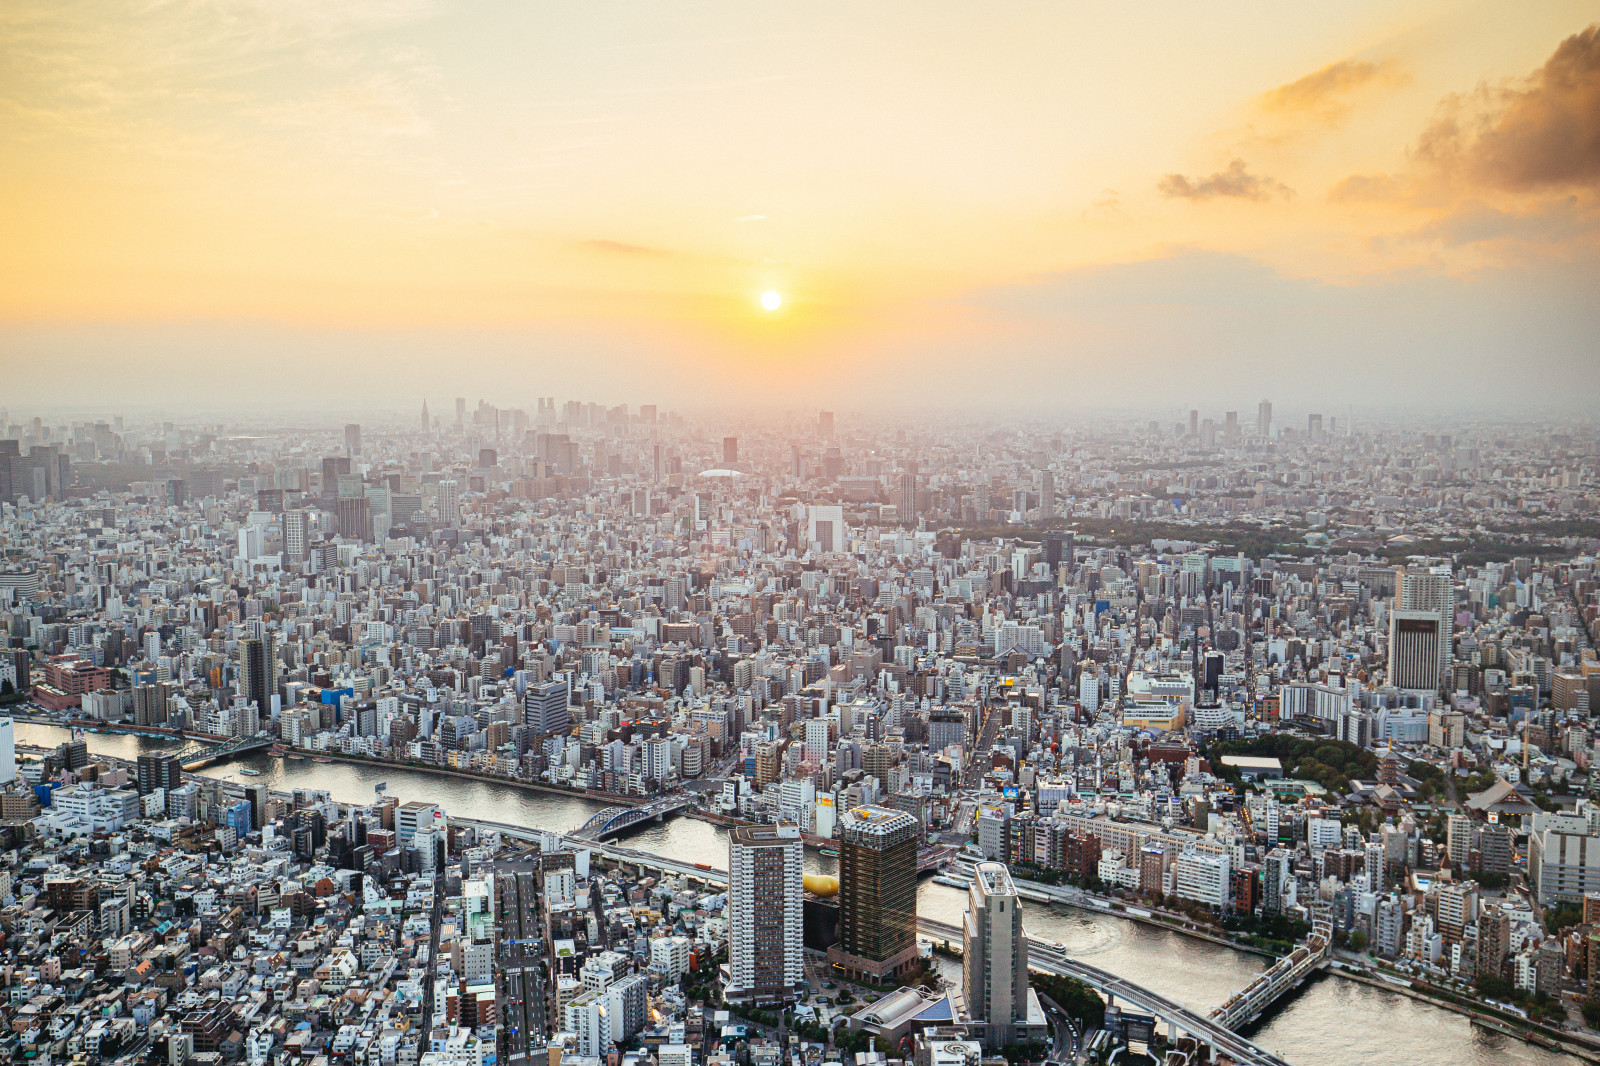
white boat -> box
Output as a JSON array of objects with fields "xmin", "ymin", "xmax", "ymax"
[{"xmin": 238, "ymin": 768, "xmax": 263, "ymax": 776}]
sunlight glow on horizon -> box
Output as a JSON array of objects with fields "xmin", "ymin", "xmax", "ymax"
[{"xmin": 0, "ymin": 2, "xmax": 1596, "ymax": 408}]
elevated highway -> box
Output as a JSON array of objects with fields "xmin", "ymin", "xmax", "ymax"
[{"xmin": 918, "ymin": 917, "xmax": 1296, "ymax": 1066}]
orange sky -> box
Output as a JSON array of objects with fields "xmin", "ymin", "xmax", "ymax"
[{"xmin": 2, "ymin": 2, "xmax": 1597, "ymax": 411}]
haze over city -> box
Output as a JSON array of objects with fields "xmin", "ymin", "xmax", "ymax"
[
  {"xmin": 3, "ymin": 2, "xmax": 1599, "ymax": 410},
  {"xmin": 5, "ymin": 7, "xmax": 1600, "ymax": 1066}
]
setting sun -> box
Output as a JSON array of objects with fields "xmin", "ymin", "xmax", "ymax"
[{"xmin": 760, "ymin": 290, "xmax": 782, "ymax": 311}]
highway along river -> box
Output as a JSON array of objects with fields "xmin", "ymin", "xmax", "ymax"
[{"xmin": 18, "ymin": 723, "xmax": 1581, "ymax": 1066}]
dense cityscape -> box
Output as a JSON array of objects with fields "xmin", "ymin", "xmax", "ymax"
[{"xmin": 0, "ymin": 402, "xmax": 1598, "ymax": 1066}]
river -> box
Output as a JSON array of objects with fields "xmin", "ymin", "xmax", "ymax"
[{"xmin": 15, "ymin": 722, "xmax": 1580, "ymax": 1066}]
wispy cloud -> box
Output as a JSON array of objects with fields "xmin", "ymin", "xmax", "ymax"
[
  {"xmin": 1158, "ymin": 159, "xmax": 1291, "ymax": 201},
  {"xmin": 1258, "ymin": 58, "xmax": 1408, "ymax": 125},
  {"xmin": 580, "ymin": 238, "xmax": 672, "ymax": 257},
  {"xmin": 1327, "ymin": 172, "xmax": 1407, "ymax": 204}
]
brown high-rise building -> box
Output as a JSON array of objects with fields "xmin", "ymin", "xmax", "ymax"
[
  {"xmin": 1477, "ymin": 908, "xmax": 1510, "ymax": 980},
  {"xmin": 829, "ymin": 805, "xmax": 919, "ymax": 983}
]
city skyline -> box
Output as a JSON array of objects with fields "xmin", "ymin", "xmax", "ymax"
[{"xmin": 3, "ymin": 3, "xmax": 1598, "ymax": 409}]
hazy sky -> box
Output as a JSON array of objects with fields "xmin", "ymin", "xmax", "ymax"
[{"xmin": 3, "ymin": 2, "xmax": 1598, "ymax": 413}]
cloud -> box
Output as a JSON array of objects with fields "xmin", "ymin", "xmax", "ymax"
[
  {"xmin": 1416, "ymin": 23, "xmax": 1600, "ymax": 191},
  {"xmin": 1327, "ymin": 172, "xmax": 1407, "ymax": 204},
  {"xmin": 1407, "ymin": 197, "xmax": 1600, "ymax": 249},
  {"xmin": 579, "ymin": 238, "xmax": 671, "ymax": 256},
  {"xmin": 1158, "ymin": 159, "xmax": 1292, "ymax": 201},
  {"xmin": 1258, "ymin": 58, "xmax": 1407, "ymax": 125}
]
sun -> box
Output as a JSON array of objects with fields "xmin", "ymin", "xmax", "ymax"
[{"xmin": 760, "ymin": 290, "xmax": 782, "ymax": 311}]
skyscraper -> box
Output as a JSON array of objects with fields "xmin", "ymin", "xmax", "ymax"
[
  {"xmin": 723, "ymin": 436, "xmax": 738, "ymax": 464},
  {"xmin": 1398, "ymin": 566, "xmax": 1453, "ymax": 690},
  {"xmin": 1038, "ymin": 470, "xmax": 1054, "ymax": 521},
  {"xmin": 963, "ymin": 862, "xmax": 1030, "ymax": 1045},
  {"xmin": 829, "ymin": 805, "xmax": 919, "ymax": 983},
  {"xmin": 239, "ymin": 634, "xmax": 275, "ymax": 716},
  {"xmin": 282, "ymin": 509, "xmax": 309, "ymax": 561},
  {"xmin": 1257, "ymin": 399, "xmax": 1272, "ymax": 439},
  {"xmin": 818, "ymin": 410, "xmax": 834, "ymax": 438},
  {"xmin": 1389, "ymin": 610, "xmax": 1444, "ymax": 692},
  {"xmin": 726, "ymin": 823, "xmax": 804, "ymax": 1006},
  {"xmin": 320, "ymin": 456, "xmax": 350, "ymax": 499},
  {"xmin": 1042, "ymin": 530, "xmax": 1073, "ymax": 571},
  {"xmin": 437, "ymin": 478, "xmax": 461, "ymax": 527},
  {"xmin": 336, "ymin": 496, "xmax": 371, "ymax": 542},
  {"xmin": 808, "ymin": 505, "xmax": 845, "ymax": 554},
  {"xmin": 344, "ymin": 423, "xmax": 361, "ymax": 457}
]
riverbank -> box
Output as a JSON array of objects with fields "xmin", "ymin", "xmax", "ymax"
[
  {"xmin": 260, "ymin": 748, "xmax": 646, "ymax": 807},
  {"xmin": 1330, "ymin": 964, "xmax": 1600, "ymax": 1065}
]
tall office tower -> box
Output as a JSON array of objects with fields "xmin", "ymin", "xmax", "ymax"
[
  {"xmin": 791, "ymin": 444, "xmax": 802, "ymax": 479},
  {"xmin": 899, "ymin": 473, "xmax": 918, "ymax": 519},
  {"xmin": 1258, "ymin": 399, "xmax": 1272, "ymax": 439},
  {"xmin": 238, "ymin": 524, "xmax": 266, "ymax": 561},
  {"xmin": 320, "ymin": 456, "xmax": 350, "ymax": 498},
  {"xmin": 1042, "ymin": 530, "xmax": 1074, "ymax": 571},
  {"xmin": 725, "ymin": 823, "xmax": 804, "ymax": 1006},
  {"xmin": 455, "ymin": 397, "xmax": 467, "ymax": 426},
  {"xmin": 239, "ymin": 634, "xmax": 276, "ymax": 715},
  {"xmin": 336, "ymin": 496, "xmax": 371, "ymax": 542},
  {"xmin": 1224, "ymin": 411, "xmax": 1239, "ymax": 438},
  {"xmin": 523, "ymin": 676, "xmax": 570, "ymax": 736},
  {"xmin": 1039, "ymin": 470, "xmax": 1054, "ymax": 521},
  {"xmin": 1398, "ymin": 566, "xmax": 1453, "ymax": 689},
  {"xmin": 136, "ymin": 752, "xmax": 183, "ymax": 796},
  {"xmin": 344, "ymin": 423, "xmax": 361, "ymax": 458},
  {"xmin": 1189, "ymin": 409, "xmax": 1199, "ymax": 438},
  {"xmin": 723, "ymin": 436, "xmax": 739, "ymax": 464},
  {"xmin": 963, "ymin": 862, "xmax": 1030, "ymax": 1045},
  {"xmin": 282, "ymin": 509, "xmax": 309, "ymax": 561},
  {"xmin": 819, "ymin": 410, "xmax": 834, "ymax": 438},
  {"xmin": 1389, "ymin": 610, "xmax": 1444, "ymax": 693},
  {"xmin": 420, "ymin": 399, "xmax": 430, "ymax": 430},
  {"xmin": 653, "ymin": 443, "xmax": 663, "ymax": 481},
  {"xmin": 244, "ymin": 782, "xmax": 271, "ymax": 830},
  {"xmin": 1307, "ymin": 413, "xmax": 1323, "ymax": 441},
  {"xmin": 829, "ymin": 806, "xmax": 920, "ymax": 983},
  {"xmin": 437, "ymin": 478, "xmax": 461, "ymax": 526},
  {"xmin": 808, "ymin": 504, "xmax": 845, "ymax": 554}
]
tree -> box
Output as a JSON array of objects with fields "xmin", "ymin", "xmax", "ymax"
[
  {"xmin": 1545, "ymin": 902, "xmax": 1583, "ymax": 935},
  {"xmin": 0, "ymin": 678, "xmax": 13, "ymax": 696},
  {"xmin": 1582, "ymin": 1000, "xmax": 1600, "ymax": 1029},
  {"xmin": 1348, "ymin": 929, "xmax": 1367, "ymax": 953}
]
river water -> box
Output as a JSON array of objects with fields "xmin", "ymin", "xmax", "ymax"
[{"xmin": 17, "ymin": 723, "xmax": 1579, "ymax": 1066}]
